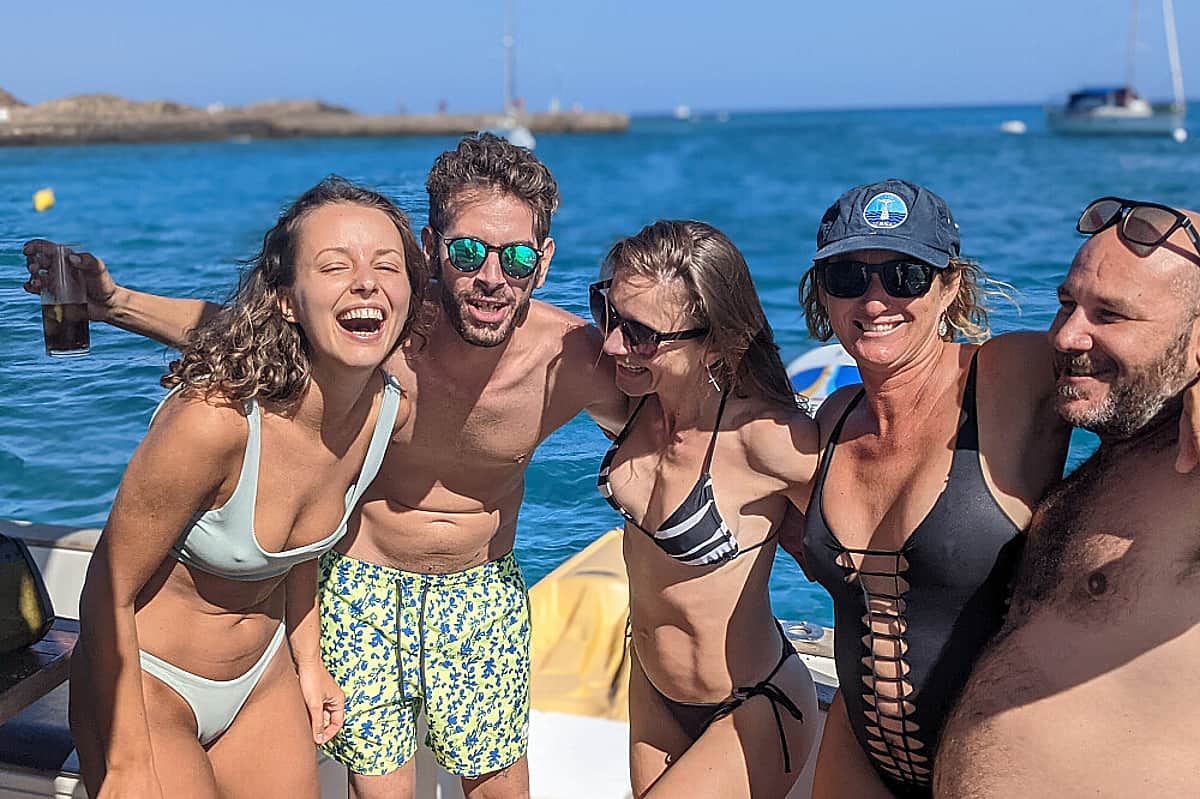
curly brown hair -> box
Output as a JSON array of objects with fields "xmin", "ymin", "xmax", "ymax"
[
  {"xmin": 602, "ymin": 220, "xmax": 796, "ymax": 408},
  {"xmin": 426, "ymin": 133, "xmax": 560, "ymax": 241},
  {"xmin": 798, "ymin": 256, "xmax": 1014, "ymax": 344},
  {"xmin": 162, "ymin": 176, "xmax": 428, "ymax": 403}
]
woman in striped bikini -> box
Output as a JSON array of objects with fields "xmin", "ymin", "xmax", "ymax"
[{"xmin": 592, "ymin": 220, "xmax": 820, "ymax": 798}]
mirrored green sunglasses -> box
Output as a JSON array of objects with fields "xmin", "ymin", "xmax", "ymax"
[{"xmin": 439, "ymin": 233, "xmax": 542, "ymax": 279}]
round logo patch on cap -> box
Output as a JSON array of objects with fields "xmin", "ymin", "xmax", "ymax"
[{"xmin": 863, "ymin": 192, "xmax": 908, "ymax": 230}]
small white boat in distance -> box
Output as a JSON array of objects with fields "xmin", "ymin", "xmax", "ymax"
[{"xmin": 487, "ymin": 117, "xmax": 536, "ymax": 150}]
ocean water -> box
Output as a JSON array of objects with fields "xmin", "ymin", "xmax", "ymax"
[{"xmin": 1, "ymin": 107, "xmax": 1196, "ymax": 627}]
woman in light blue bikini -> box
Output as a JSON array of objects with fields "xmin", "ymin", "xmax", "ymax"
[{"xmin": 58, "ymin": 177, "xmax": 428, "ymax": 799}]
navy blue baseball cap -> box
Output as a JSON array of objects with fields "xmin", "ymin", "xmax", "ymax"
[{"xmin": 813, "ymin": 179, "xmax": 960, "ymax": 268}]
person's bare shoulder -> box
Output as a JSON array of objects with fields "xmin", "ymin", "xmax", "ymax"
[
  {"xmin": 813, "ymin": 384, "xmax": 864, "ymax": 445},
  {"xmin": 526, "ymin": 299, "xmax": 628, "ymax": 432},
  {"xmin": 143, "ymin": 390, "xmax": 248, "ymax": 475},
  {"xmin": 738, "ymin": 399, "xmax": 820, "ymax": 485},
  {"xmin": 980, "ymin": 331, "xmax": 1057, "ymax": 406},
  {"xmin": 524, "ymin": 299, "xmax": 599, "ymax": 354},
  {"xmin": 977, "ymin": 332, "xmax": 1065, "ymax": 445},
  {"xmin": 108, "ymin": 390, "xmax": 248, "ymax": 538}
]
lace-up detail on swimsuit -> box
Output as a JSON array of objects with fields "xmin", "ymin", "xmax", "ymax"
[
  {"xmin": 598, "ymin": 393, "xmax": 763, "ymax": 567},
  {"xmin": 801, "ymin": 353, "xmax": 1023, "ymax": 798},
  {"xmin": 837, "ymin": 547, "xmax": 927, "ymax": 784}
]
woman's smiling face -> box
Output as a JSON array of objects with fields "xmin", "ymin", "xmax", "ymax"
[
  {"xmin": 601, "ymin": 270, "xmax": 708, "ymax": 397},
  {"xmin": 281, "ymin": 202, "xmax": 413, "ymax": 373},
  {"xmin": 821, "ymin": 248, "xmax": 955, "ymax": 370}
]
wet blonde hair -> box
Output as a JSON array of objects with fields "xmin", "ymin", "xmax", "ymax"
[
  {"xmin": 163, "ymin": 176, "xmax": 428, "ymax": 403},
  {"xmin": 798, "ymin": 256, "xmax": 1014, "ymax": 344}
]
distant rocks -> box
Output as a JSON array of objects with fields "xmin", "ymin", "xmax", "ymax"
[
  {"xmin": 0, "ymin": 88, "xmax": 26, "ymax": 108},
  {"xmin": 22, "ymin": 94, "xmax": 203, "ymax": 121},
  {"xmin": 0, "ymin": 87, "xmax": 628, "ymax": 147},
  {"xmin": 233, "ymin": 99, "xmax": 352, "ymax": 116}
]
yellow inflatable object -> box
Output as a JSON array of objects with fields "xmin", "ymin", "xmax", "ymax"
[
  {"xmin": 33, "ymin": 188, "xmax": 55, "ymax": 212},
  {"xmin": 529, "ymin": 529, "xmax": 631, "ymax": 721}
]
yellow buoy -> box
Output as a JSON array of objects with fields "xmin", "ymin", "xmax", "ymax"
[{"xmin": 33, "ymin": 188, "xmax": 55, "ymax": 212}]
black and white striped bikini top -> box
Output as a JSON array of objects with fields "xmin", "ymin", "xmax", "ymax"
[{"xmin": 597, "ymin": 392, "xmax": 744, "ymax": 567}]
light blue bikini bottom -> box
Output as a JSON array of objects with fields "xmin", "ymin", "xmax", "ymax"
[{"xmin": 139, "ymin": 623, "xmax": 286, "ymax": 745}]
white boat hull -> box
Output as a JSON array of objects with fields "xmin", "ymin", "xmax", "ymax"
[{"xmin": 1045, "ymin": 106, "xmax": 1187, "ymax": 136}]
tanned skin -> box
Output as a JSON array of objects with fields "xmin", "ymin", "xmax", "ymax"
[
  {"xmin": 935, "ymin": 213, "xmax": 1200, "ymax": 798},
  {"xmin": 28, "ymin": 191, "xmax": 627, "ymax": 799}
]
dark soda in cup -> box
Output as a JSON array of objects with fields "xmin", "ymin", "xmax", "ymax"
[
  {"xmin": 40, "ymin": 244, "xmax": 90, "ymax": 357},
  {"xmin": 41, "ymin": 302, "xmax": 90, "ymax": 356}
]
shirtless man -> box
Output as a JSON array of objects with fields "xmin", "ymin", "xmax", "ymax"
[
  {"xmin": 934, "ymin": 198, "xmax": 1200, "ymax": 798},
  {"xmin": 26, "ymin": 135, "xmax": 627, "ymax": 799}
]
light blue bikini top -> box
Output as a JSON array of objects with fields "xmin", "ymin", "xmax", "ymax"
[{"xmin": 154, "ymin": 374, "xmax": 402, "ymax": 581}]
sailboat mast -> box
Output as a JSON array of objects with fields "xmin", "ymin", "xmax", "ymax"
[
  {"xmin": 1162, "ymin": 0, "xmax": 1186, "ymax": 111},
  {"xmin": 503, "ymin": 0, "xmax": 516, "ymax": 116},
  {"xmin": 1126, "ymin": 0, "xmax": 1139, "ymax": 88}
]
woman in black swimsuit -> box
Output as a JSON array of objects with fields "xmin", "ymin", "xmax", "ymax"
[
  {"xmin": 790, "ymin": 179, "xmax": 1071, "ymax": 798},
  {"xmin": 593, "ymin": 220, "xmax": 820, "ymax": 797}
]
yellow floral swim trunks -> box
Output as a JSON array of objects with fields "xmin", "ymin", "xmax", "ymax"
[{"xmin": 318, "ymin": 550, "xmax": 531, "ymax": 777}]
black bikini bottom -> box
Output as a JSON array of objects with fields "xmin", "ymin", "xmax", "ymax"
[{"xmin": 644, "ymin": 623, "xmax": 806, "ymax": 772}]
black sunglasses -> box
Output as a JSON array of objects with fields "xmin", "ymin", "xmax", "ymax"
[
  {"xmin": 437, "ymin": 232, "xmax": 543, "ymax": 279},
  {"xmin": 819, "ymin": 259, "xmax": 939, "ymax": 299},
  {"xmin": 1076, "ymin": 196, "xmax": 1200, "ymax": 259},
  {"xmin": 588, "ymin": 280, "xmax": 708, "ymax": 357}
]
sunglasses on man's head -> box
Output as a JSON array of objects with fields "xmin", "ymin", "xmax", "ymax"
[
  {"xmin": 438, "ymin": 233, "xmax": 543, "ymax": 279},
  {"xmin": 819, "ymin": 259, "xmax": 939, "ymax": 299},
  {"xmin": 588, "ymin": 280, "xmax": 708, "ymax": 357},
  {"xmin": 1076, "ymin": 197, "xmax": 1200, "ymax": 259}
]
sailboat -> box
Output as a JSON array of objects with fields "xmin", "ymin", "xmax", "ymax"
[
  {"xmin": 1045, "ymin": 0, "xmax": 1187, "ymax": 139},
  {"xmin": 487, "ymin": 0, "xmax": 536, "ymax": 150}
]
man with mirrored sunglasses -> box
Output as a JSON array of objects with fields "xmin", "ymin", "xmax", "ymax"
[
  {"xmin": 438, "ymin": 233, "xmax": 544, "ymax": 280},
  {"xmin": 26, "ymin": 134, "xmax": 630, "ymax": 799},
  {"xmin": 936, "ymin": 200, "xmax": 1200, "ymax": 798}
]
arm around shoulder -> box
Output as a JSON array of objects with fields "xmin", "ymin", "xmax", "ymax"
[
  {"xmin": 745, "ymin": 404, "xmax": 821, "ymax": 511},
  {"xmin": 981, "ymin": 331, "xmax": 1058, "ymax": 409},
  {"xmin": 557, "ymin": 315, "xmax": 631, "ymax": 435}
]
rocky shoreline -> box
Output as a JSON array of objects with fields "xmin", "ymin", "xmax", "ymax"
[{"xmin": 0, "ymin": 92, "xmax": 629, "ymax": 147}]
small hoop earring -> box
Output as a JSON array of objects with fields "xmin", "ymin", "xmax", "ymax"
[
  {"xmin": 706, "ymin": 363, "xmax": 722, "ymax": 393},
  {"xmin": 938, "ymin": 315, "xmax": 949, "ymax": 338}
]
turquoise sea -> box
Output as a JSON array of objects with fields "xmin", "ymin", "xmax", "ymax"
[{"xmin": 1, "ymin": 107, "xmax": 1196, "ymax": 626}]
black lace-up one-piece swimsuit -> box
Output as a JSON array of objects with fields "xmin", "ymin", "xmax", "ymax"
[
  {"xmin": 802, "ymin": 354, "xmax": 1023, "ymax": 797},
  {"xmin": 597, "ymin": 393, "xmax": 807, "ymax": 771}
]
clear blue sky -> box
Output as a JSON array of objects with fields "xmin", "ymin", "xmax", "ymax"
[{"xmin": 3, "ymin": 0, "xmax": 1196, "ymax": 115}]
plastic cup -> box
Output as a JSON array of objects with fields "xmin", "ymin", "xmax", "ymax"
[{"xmin": 39, "ymin": 245, "xmax": 90, "ymax": 357}]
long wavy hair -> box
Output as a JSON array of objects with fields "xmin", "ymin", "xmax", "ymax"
[
  {"xmin": 163, "ymin": 176, "xmax": 428, "ymax": 403},
  {"xmin": 798, "ymin": 256, "xmax": 1015, "ymax": 343},
  {"xmin": 602, "ymin": 220, "xmax": 796, "ymax": 408}
]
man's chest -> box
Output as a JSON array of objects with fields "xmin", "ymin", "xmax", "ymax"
[
  {"xmin": 386, "ymin": 353, "xmax": 578, "ymax": 466},
  {"xmin": 1016, "ymin": 461, "xmax": 1200, "ymax": 623}
]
